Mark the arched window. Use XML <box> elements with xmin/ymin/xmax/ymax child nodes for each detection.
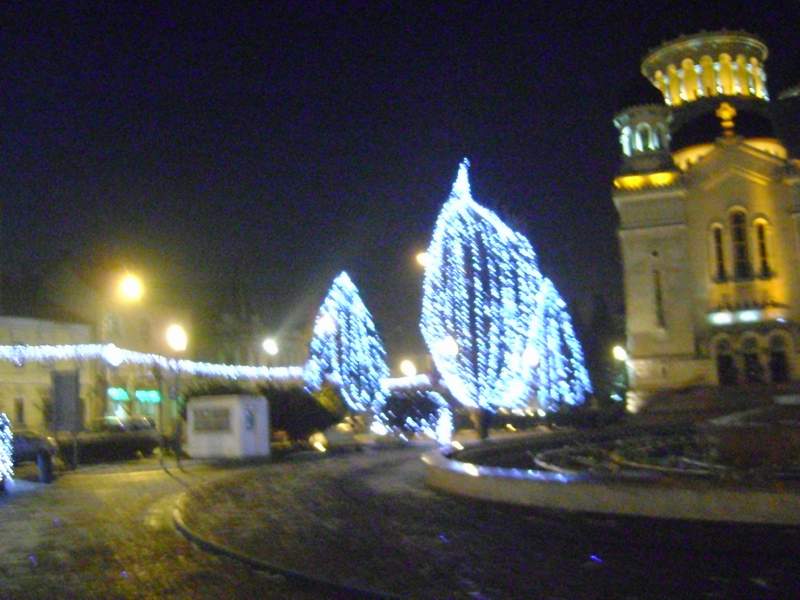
<box><xmin>768</xmin><ymin>335</ymin><xmax>789</xmax><ymax>383</ymax></box>
<box><xmin>620</xmin><ymin>126</ymin><xmax>632</xmax><ymax>156</ymax></box>
<box><xmin>656</xmin><ymin>124</ymin><xmax>669</xmax><ymax>150</ymax></box>
<box><xmin>635</xmin><ymin>124</ymin><xmax>652</xmax><ymax>153</ymax></box>
<box><xmin>650</xmin><ymin>131</ymin><xmax>660</xmax><ymax>150</ymax></box>
<box><xmin>741</xmin><ymin>337</ymin><xmax>764</xmax><ymax>384</ymax></box>
<box><xmin>715</xmin><ymin>339</ymin><xmax>737</xmax><ymax>385</ymax></box>
<box><xmin>754</xmin><ymin>219</ymin><xmax>771</xmax><ymax>277</ymax></box>
<box><xmin>710</xmin><ymin>224</ymin><xmax>726</xmax><ymax>281</ymax></box>
<box><xmin>730</xmin><ymin>210</ymin><xmax>752</xmax><ymax>279</ymax></box>
<box><xmin>634</xmin><ymin>128</ymin><xmax>644</xmax><ymax>152</ymax></box>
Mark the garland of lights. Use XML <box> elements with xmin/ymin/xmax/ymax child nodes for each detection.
<box><xmin>0</xmin><ymin>343</ymin><xmax>304</xmax><ymax>382</ymax></box>
<box><xmin>421</xmin><ymin>159</ymin><xmax>544</xmax><ymax>410</ymax></box>
<box><xmin>530</xmin><ymin>278</ymin><xmax>593</xmax><ymax>411</ymax></box>
<box><xmin>0</xmin><ymin>413</ymin><xmax>12</xmax><ymax>483</ymax></box>
<box><xmin>304</xmin><ymin>272</ymin><xmax>390</xmax><ymax>413</ymax></box>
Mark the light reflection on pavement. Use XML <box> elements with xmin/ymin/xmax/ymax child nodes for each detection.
<box><xmin>0</xmin><ymin>459</ymin><xmax>318</xmax><ymax>599</ymax></box>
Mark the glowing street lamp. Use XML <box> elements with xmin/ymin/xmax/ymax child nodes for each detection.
<box><xmin>416</xmin><ymin>251</ymin><xmax>430</xmax><ymax>268</ymax></box>
<box><xmin>611</xmin><ymin>345</ymin><xmax>630</xmax><ymax>405</ymax></box>
<box><xmin>165</xmin><ymin>324</ymin><xmax>188</xmax><ymax>353</ymax></box>
<box><xmin>399</xmin><ymin>359</ymin><xmax>417</xmax><ymax>377</ymax></box>
<box><xmin>262</xmin><ymin>337</ymin><xmax>279</xmax><ymax>357</ymax></box>
<box><xmin>612</xmin><ymin>345</ymin><xmax>628</xmax><ymax>362</ymax></box>
<box><xmin>117</xmin><ymin>272</ymin><xmax>144</xmax><ymax>303</ymax></box>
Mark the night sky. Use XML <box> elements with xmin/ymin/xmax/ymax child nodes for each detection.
<box><xmin>3</xmin><ymin>1</ymin><xmax>799</xmax><ymax>359</ymax></box>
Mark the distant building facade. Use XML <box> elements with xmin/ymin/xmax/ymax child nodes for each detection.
<box><xmin>613</xmin><ymin>31</ymin><xmax>800</xmax><ymax>410</ymax></box>
<box><xmin>0</xmin><ymin>317</ymin><xmax>94</xmax><ymax>431</ymax></box>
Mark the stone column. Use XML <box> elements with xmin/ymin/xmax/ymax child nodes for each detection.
<box><xmin>700</xmin><ymin>55</ymin><xmax>715</xmax><ymax>97</ymax></box>
<box><xmin>682</xmin><ymin>58</ymin><xmax>697</xmax><ymax>101</ymax></box>
<box><xmin>736</xmin><ymin>55</ymin><xmax>750</xmax><ymax>96</ymax></box>
<box><xmin>667</xmin><ymin>64</ymin><xmax>681</xmax><ymax>106</ymax></box>
<box><xmin>719</xmin><ymin>53</ymin><xmax>733</xmax><ymax>95</ymax></box>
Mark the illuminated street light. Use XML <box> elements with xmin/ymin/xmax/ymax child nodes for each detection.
<box><xmin>416</xmin><ymin>251</ymin><xmax>430</xmax><ymax>268</ymax></box>
<box><xmin>165</xmin><ymin>324</ymin><xmax>188</xmax><ymax>353</ymax></box>
<box><xmin>262</xmin><ymin>337</ymin><xmax>279</xmax><ymax>356</ymax></box>
<box><xmin>612</xmin><ymin>345</ymin><xmax>628</xmax><ymax>362</ymax></box>
<box><xmin>117</xmin><ymin>272</ymin><xmax>144</xmax><ymax>303</ymax></box>
<box><xmin>399</xmin><ymin>359</ymin><xmax>417</xmax><ymax>377</ymax></box>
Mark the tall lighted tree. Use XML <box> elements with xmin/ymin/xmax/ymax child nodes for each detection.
<box><xmin>530</xmin><ymin>278</ymin><xmax>593</xmax><ymax>411</ymax></box>
<box><xmin>420</xmin><ymin>159</ymin><xmax>544</xmax><ymax>412</ymax></box>
<box><xmin>304</xmin><ymin>272</ymin><xmax>390</xmax><ymax>415</ymax></box>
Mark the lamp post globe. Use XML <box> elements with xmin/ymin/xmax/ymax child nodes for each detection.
<box><xmin>612</xmin><ymin>345</ymin><xmax>628</xmax><ymax>362</ymax></box>
<box><xmin>262</xmin><ymin>337</ymin><xmax>279</xmax><ymax>357</ymax></box>
<box><xmin>399</xmin><ymin>359</ymin><xmax>417</xmax><ymax>377</ymax></box>
<box><xmin>165</xmin><ymin>324</ymin><xmax>188</xmax><ymax>353</ymax></box>
<box><xmin>117</xmin><ymin>273</ymin><xmax>144</xmax><ymax>303</ymax></box>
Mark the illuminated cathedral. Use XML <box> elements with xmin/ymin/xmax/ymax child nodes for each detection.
<box><xmin>613</xmin><ymin>31</ymin><xmax>800</xmax><ymax>410</ymax></box>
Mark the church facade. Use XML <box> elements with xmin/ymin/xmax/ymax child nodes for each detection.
<box><xmin>613</xmin><ymin>31</ymin><xmax>800</xmax><ymax>411</ymax></box>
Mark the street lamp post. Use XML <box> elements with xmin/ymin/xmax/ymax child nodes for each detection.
<box><xmin>164</xmin><ymin>323</ymin><xmax>188</xmax><ymax>464</ymax></box>
<box><xmin>117</xmin><ymin>272</ymin><xmax>145</xmax><ymax>304</ymax></box>
<box><xmin>100</xmin><ymin>272</ymin><xmax>145</xmax><ymax>421</ymax></box>
<box><xmin>612</xmin><ymin>345</ymin><xmax>629</xmax><ymax>403</ymax></box>
<box><xmin>399</xmin><ymin>359</ymin><xmax>417</xmax><ymax>377</ymax></box>
<box><xmin>262</xmin><ymin>336</ymin><xmax>279</xmax><ymax>366</ymax></box>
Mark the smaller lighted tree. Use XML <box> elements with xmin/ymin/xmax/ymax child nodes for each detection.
<box><xmin>304</xmin><ymin>272</ymin><xmax>390</xmax><ymax>417</ymax></box>
<box><xmin>0</xmin><ymin>413</ymin><xmax>13</xmax><ymax>485</ymax></box>
<box><xmin>530</xmin><ymin>278</ymin><xmax>593</xmax><ymax>411</ymax></box>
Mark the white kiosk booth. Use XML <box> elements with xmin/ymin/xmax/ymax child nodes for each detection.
<box><xmin>186</xmin><ymin>395</ymin><xmax>270</xmax><ymax>459</ymax></box>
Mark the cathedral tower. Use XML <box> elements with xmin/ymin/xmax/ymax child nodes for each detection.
<box><xmin>613</xmin><ymin>31</ymin><xmax>800</xmax><ymax>411</ymax></box>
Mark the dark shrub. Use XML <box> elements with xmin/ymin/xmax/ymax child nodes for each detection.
<box><xmin>258</xmin><ymin>384</ymin><xmax>342</xmax><ymax>441</ymax></box>
<box><xmin>382</xmin><ymin>390</ymin><xmax>443</xmax><ymax>432</ymax></box>
<box><xmin>184</xmin><ymin>380</ymin><xmax>253</xmax><ymax>399</ymax></box>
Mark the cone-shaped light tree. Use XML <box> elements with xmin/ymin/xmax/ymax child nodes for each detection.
<box><xmin>304</xmin><ymin>272</ymin><xmax>390</xmax><ymax>415</ymax></box>
<box><xmin>420</xmin><ymin>159</ymin><xmax>545</xmax><ymax>411</ymax></box>
<box><xmin>530</xmin><ymin>278</ymin><xmax>593</xmax><ymax>411</ymax></box>
<box><xmin>421</xmin><ymin>160</ymin><xmax>591</xmax><ymax>420</ymax></box>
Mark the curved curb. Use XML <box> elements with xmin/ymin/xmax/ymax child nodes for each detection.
<box><xmin>423</xmin><ymin>437</ymin><xmax>800</xmax><ymax>525</ymax></box>
<box><xmin>172</xmin><ymin>491</ymin><xmax>401</xmax><ymax>599</ymax></box>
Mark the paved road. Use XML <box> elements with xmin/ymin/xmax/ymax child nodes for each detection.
<box><xmin>0</xmin><ymin>460</ymin><xmax>318</xmax><ymax>599</ymax></box>
<box><xmin>2</xmin><ymin>449</ymin><xmax>800</xmax><ymax>599</ymax></box>
<box><xmin>185</xmin><ymin>447</ymin><xmax>800</xmax><ymax>599</ymax></box>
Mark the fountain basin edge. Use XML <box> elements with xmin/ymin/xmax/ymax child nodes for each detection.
<box><xmin>422</xmin><ymin>435</ymin><xmax>800</xmax><ymax>526</ymax></box>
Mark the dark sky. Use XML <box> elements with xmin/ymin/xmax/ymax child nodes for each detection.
<box><xmin>3</xmin><ymin>1</ymin><xmax>799</xmax><ymax>358</ymax></box>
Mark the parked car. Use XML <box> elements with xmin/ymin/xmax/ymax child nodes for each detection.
<box><xmin>59</xmin><ymin>416</ymin><xmax>161</xmax><ymax>465</ymax></box>
<box><xmin>12</xmin><ymin>430</ymin><xmax>58</xmax><ymax>483</ymax></box>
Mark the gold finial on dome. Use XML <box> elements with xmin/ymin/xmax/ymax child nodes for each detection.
<box><xmin>715</xmin><ymin>102</ymin><xmax>737</xmax><ymax>136</ymax></box>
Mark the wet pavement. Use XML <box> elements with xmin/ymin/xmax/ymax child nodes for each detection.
<box><xmin>2</xmin><ymin>448</ymin><xmax>800</xmax><ymax>599</ymax></box>
<box><xmin>0</xmin><ymin>458</ymin><xmax>318</xmax><ymax>599</ymax></box>
<box><xmin>184</xmin><ymin>446</ymin><xmax>800</xmax><ymax>599</ymax></box>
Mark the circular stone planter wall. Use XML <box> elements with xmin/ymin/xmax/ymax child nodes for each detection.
<box><xmin>422</xmin><ymin>430</ymin><xmax>800</xmax><ymax>525</ymax></box>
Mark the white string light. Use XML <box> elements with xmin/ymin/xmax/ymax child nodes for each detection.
<box><xmin>0</xmin><ymin>413</ymin><xmax>12</xmax><ymax>483</ymax></box>
<box><xmin>0</xmin><ymin>343</ymin><xmax>305</xmax><ymax>383</ymax></box>
<box><xmin>421</xmin><ymin>160</ymin><xmax>591</xmax><ymax>413</ymax></box>
<box><xmin>530</xmin><ymin>278</ymin><xmax>593</xmax><ymax>410</ymax></box>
